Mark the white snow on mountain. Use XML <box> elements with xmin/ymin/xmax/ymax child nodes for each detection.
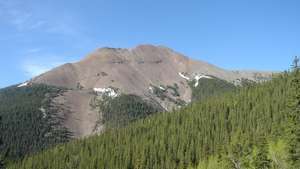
<box><xmin>93</xmin><ymin>87</ymin><xmax>118</xmax><ymax>97</ymax></box>
<box><xmin>149</xmin><ymin>86</ymin><xmax>154</xmax><ymax>93</ymax></box>
<box><xmin>17</xmin><ymin>82</ymin><xmax>28</xmax><ymax>88</ymax></box>
<box><xmin>194</xmin><ymin>75</ymin><xmax>212</xmax><ymax>87</ymax></box>
<box><xmin>159</xmin><ymin>86</ymin><xmax>166</xmax><ymax>90</ymax></box>
<box><xmin>178</xmin><ymin>72</ymin><xmax>190</xmax><ymax>80</ymax></box>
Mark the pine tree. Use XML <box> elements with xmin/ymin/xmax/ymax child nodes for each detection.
<box><xmin>253</xmin><ymin>136</ymin><xmax>271</xmax><ymax>169</ymax></box>
<box><xmin>291</xmin><ymin>56</ymin><xmax>299</xmax><ymax>71</ymax></box>
<box><xmin>286</xmin><ymin>69</ymin><xmax>300</xmax><ymax>168</ymax></box>
<box><xmin>0</xmin><ymin>116</ymin><xmax>4</xmax><ymax>169</ymax></box>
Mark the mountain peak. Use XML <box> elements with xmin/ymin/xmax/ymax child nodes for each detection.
<box><xmin>81</xmin><ymin>44</ymin><xmax>181</xmax><ymax>63</ymax></box>
<box><xmin>94</xmin><ymin>44</ymin><xmax>163</xmax><ymax>52</ymax></box>
<box><xmin>133</xmin><ymin>44</ymin><xmax>176</xmax><ymax>54</ymax></box>
<box><xmin>93</xmin><ymin>44</ymin><xmax>174</xmax><ymax>54</ymax></box>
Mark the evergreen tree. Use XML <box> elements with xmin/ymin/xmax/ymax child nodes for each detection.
<box><xmin>286</xmin><ymin>69</ymin><xmax>300</xmax><ymax>168</ymax></box>
<box><xmin>0</xmin><ymin>116</ymin><xmax>4</xmax><ymax>169</ymax></box>
<box><xmin>253</xmin><ymin>136</ymin><xmax>271</xmax><ymax>169</ymax></box>
<box><xmin>291</xmin><ymin>56</ymin><xmax>299</xmax><ymax>70</ymax></box>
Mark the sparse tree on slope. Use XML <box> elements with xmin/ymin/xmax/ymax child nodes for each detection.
<box><xmin>291</xmin><ymin>56</ymin><xmax>299</xmax><ymax>70</ymax></box>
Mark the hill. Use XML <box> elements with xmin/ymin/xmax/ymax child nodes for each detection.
<box><xmin>7</xmin><ymin>71</ymin><xmax>299</xmax><ymax>169</ymax></box>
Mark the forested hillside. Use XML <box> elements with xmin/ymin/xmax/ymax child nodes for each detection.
<box><xmin>7</xmin><ymin>70</ymin><xmax>300</xmax><ymax>169</ymax></box>
<box><xmin>93</xmin><ymin>94</ymin><xmax>164</xmax><ymax>128</ymax></box>
<box><xmin>189</xmin><ymin>77</ymin><xmax>237</xmax><ymax>102</ymax></box>
<box><xmin>0</xmin><ymin>77</ymin><xmax>240</xmax><ymax>165</ymax></box>
<box><xmin>0</xmin><ymin>85</ymin><xmax>70</xmax><ymax>163</ymax></box>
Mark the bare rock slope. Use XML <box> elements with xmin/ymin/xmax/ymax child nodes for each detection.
<box><xmin>31</xmin><ymin>44</ymin><xmax>274</xmax><ymax>137</ymax></box>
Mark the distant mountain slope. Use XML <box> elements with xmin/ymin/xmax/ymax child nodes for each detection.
<box><xmin>27</xmin><ymin>45</ymin><xmax>273</xmax><ymax>137</ymax></box>
<box><xmin>188</xmin><ymin>76</ymin><xmax>237</xmax><ymax>102</ymax></box>
<box><xmin>32</xmin><ymin>45</ymin><xmax>272</xmax><ymax>98</ymax></box>
<box><xmin>8</xmin><ymin>71</ymin><xmax>297</xmax><ymax>169</ymax></box>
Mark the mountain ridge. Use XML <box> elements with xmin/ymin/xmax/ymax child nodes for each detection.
<box><xmin>31</xmin><ymin>44</ymin><xmax>273</xmax><ymax>96</ymax></box>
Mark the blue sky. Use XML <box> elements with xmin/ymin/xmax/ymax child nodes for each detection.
<box><xmin>0</xmin><ymin>0</ymin><xmax>299</xmax><ymax>88</ymax></box>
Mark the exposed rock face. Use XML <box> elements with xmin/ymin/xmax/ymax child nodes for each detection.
<box><xmin>31</xmin><ymin>44</ymin><xmax>274</xmax><ymax>137</ymax></box>
<box><xmin>53</xmin><ymin>90</ymin><xmax>101</xmax><ymax>138</ymax></box>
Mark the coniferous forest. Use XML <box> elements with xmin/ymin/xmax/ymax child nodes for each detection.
<box><xmin>95</xmin><ymin>94</ymin><xmax>164</xmax><ymax>128</ymax></box>
<box><xmin>4</xmin><ymin>69</ymin><xmax>300</xmax><ymax>169</ymax></box>
<box><xmin>189</xmin><ymin>77</ymin><xmax>237</xmax><ymax>102</ymax></box>
<box><xmin>0</xmin><ymin>116</ymin><xmax>4</xmax><ymax>169</ymax></box>
<box><xmin>0</xmin><ymin>85</ymin><xmax>70</xmax><ymax>164</ymax></box>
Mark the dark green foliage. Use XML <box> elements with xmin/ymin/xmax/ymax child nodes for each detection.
<box><xmin>189</xmin><ymin>77</ymin><xmax>237</xmax><ymax>102</ymax></box>
<box><xmin>98</xmin><ymin>94</ymin><xmax>164</xmax><ymax>128</ymax></box>
<box><xmin>0</xmin><ymin>84</ymin><xmax>71</xmax><ymax>161</ymax></box>
<box><xmin>0</xmin><ymin>116</ymin><xmax>4</xmax><ymax>169</ymax></box>
<box><xmin>253</xmin><ymin>136</ymin><xmax>271</xmax><ymax>169</ymax></box>
<box><xmin>286</xmin><ymin>70</ymin><xmax>300</xmax><ymax>168</ymax></box>
<box><xmin>8</xmin><ymin>72</ymin><xmax>298</xmax><ymax>169</ymax></box>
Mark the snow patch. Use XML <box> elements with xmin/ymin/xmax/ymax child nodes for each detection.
<box><xmin>159</xmin><ymin>86</ymin><xmax>166</xmax><ymax>91</ymax></box>
<box><xmin>149</xmin><ymin>86</ymin><xmax>154</xmax><ymax>93</ymax></box>
<box><xmin>39</xmin><ymin>107</ymin><xmax>47</xmax><ymax>118</ymax></box>
<box><xmin>93</xmin><ymin>87</ymin><xmax>118</xmax><ymax>98</ymax></box>
<box><xmin>17</xmin><ymin>82</ymin><xmax>28</xmax><ymax>88</ymax></box>
<box><xmin>178</xmin><ymin>72</ymin><xmax>190</xmax><ymax>80</ymax></box>
<box><xmin>194</xmin><ymin>75</ymin><xmax>212</xmax><ymax>87</ymax></box>
<box><xmin>233</xmin><ymin>79</ymin><xmax>242</xmax><ymax>86</ymax></box>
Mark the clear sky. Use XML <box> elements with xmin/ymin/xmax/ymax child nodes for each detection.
<box><xmin>0</xmin><ymin>0</ymin><xmax>299</xmax><ymax>88</ymax></box>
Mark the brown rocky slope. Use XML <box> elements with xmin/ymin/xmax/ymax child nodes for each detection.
<box><xmin>29</xmin><ymin>44</ymin><xmax>274</xmax><ymax>138</ymax></box>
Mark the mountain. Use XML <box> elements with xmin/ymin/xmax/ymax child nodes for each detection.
<box><xmin>32</xmin><ymin>45</ymin><xmax>272</xmax><ymax>94</ymax></box>
<box><xmin>7</xmin><ymin>69</ymin><xmax>299</xmax><ymax>169</ymax></box>
<box><xmin>25</xmin><ymin>44</ymin><xmax>273</xmax><ymax>137</ymax></box>
<box><xmin>0</xmin><ymin>45</ymin><xmax>275</xmax><ymax>163</ymax></box>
